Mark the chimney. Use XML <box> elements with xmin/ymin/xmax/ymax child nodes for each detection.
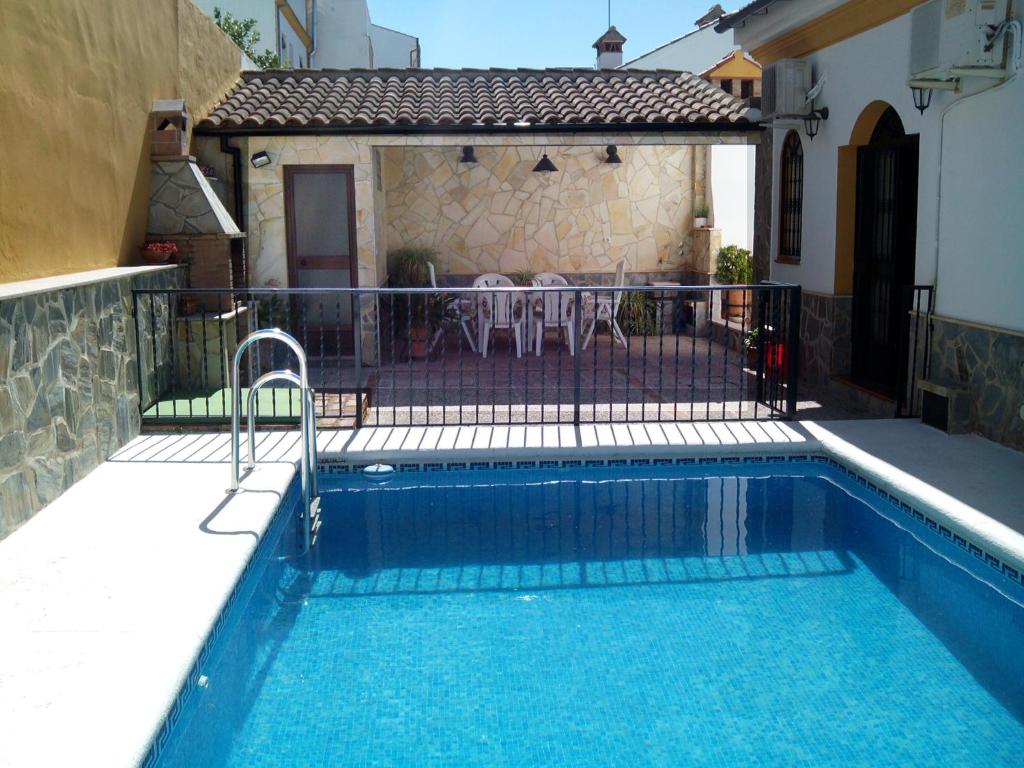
<box><xmin>149</xmin><ymin>99</ymin><xmax>190</xmax><ymax>158</ymax></box>
<box><xmin>593</xmin><ymin>26</ymin><xmax>626</xmax><ymax>69</ymax></box>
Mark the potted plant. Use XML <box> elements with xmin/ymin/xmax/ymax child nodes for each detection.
<box><xmin>141</xmin><ymin>241</ymin><xmax>178</xmax><ymax>264</ymax></box>
<box><xmin>510</xmin><ymin>269</ymin><xmax>537</xmax><ymax>287</ymax></box>
<box><xmin>743</xmin><ymin>327</ymin><xmax>759</xmax><ymax>369</ymax></box>
<box><xmin>389</xmin><ymin>246</ymin><xmax>443</xmax><ymax>359</ymax></box>
<box><xmin>694</xmin><ymin>205</ymin><xmax>709</xmax><ymax>228</ymax></box>
<box><xmin>714</xmin><ymin>244</ymin><xmax>753</xmax><ymax>319</ymax></box>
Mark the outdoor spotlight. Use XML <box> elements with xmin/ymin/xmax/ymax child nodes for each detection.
<box><xmin>460</xmin><ymin>145</ymin><xmax>478</xmax><ymax>163</ymax></box>
<box><xmin>250</xmin><ymin>150</ymin><xmax>272</xmax><ymax>168</ymax></box>
<box><xmin>802</xmin><ymin>107</ymin><xmax>829</xmax><ymax>141</ymax></box>
<box><xmin>605</xmin><ymin>144</ymin><xmax>622</xmax><ymax>164</ymax></box>
<box><xmin>911</xmin><ymin>86</ymin><xmax>933</xmax><ymax>114</ymax></box>
<box><xmin>532</xmin><ymin>153</ymin><xmax>558</xmax><ymax>173</ymax></box>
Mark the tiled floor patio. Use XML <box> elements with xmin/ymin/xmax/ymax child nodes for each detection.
<box><xmin>362</xmin><ymin>330</ymin><xmax>870</xmax><ymax>425</ymax></box>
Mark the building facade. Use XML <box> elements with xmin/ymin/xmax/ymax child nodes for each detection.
<box><xmin>719</xmin><ymin>0</ymin><xmax>1024</xmax><ymax>447</ymax></box>
<box><xmin>621</xmin><ymin>8</ymin><xmax>759</xmax><ymax>252</ymax></box>
<box><xmin>193</xmin><ymin>0</ymin><xmax>420</xmax><ymax>69</ymax></box>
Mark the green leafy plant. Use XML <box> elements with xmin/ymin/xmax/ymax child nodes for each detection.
<box><xmin>213</xmin><ymin>8</ymin><xmax>281</xmax><ymax>69</ymax></box>
<box><xmin>694</xmin><ymin>205</ymin><xmax>710</xmax><ymax>219</ymax></box>
<box><xmin>617</xmin><ymin>291</ymin><xmax>657</xmax><ymax>336</ymax></box>
<box><xmin>744</xmin><ymin>327</ymin><xmax>759</xmax><ymax>350</ymax></box>
<box><xmin>389</xmin><ymin>247</ymin><xmax>437</xmax><ymax>288</ymax></box>
<box><xmin>510</xmin><ymin>269</ymin><xmax>537</xmax><ymax>287</ymax></box>
<box><xmin>714</xmin><ymin>244</ymin><xmax>754</xmax><ymax>285</ymax></box>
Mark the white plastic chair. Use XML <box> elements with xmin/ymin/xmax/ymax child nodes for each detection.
<box><xmin>581</xmin><ymin>260</ymin><xmax>628</xmax><ymax>349</ymax></box>
<box><xmin>476</xmin><ymin>273</ymin><xmax>524</xmax><ymax>358</ymax></box>
<box><xmin>428</xmin><ymin>262</ymin><xmax>478</xmax><ymax>352</ymax></box>
<box><xmin>532</xmin><ymin>273</ymin><xmax>574</xmax><ymax>356</ymax></box>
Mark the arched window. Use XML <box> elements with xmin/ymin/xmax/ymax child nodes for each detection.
<box><xmin>778</xmin><ymin>130</ymin><xmax>804</xmax><ymax>261</ymax></box>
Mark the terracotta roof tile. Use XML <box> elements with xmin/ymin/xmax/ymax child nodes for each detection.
<box><xmin>197</xmin><ymin>68</ymin><xmax>752</xmax><ymax>132</ymax></box>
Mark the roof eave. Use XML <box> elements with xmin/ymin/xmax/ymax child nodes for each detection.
<box><xmin>194</xmin><ymin>121</ymin><xmax>762</xmax><ymax>137</ymax></box>
<box><xmin>714</xmin><ymin>0</ymin><xmax>781</xmax><ymax>33</ymax></box>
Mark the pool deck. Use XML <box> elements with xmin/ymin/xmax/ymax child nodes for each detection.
<box><xmin>1</xmin><ymin>420</ymin><xmax>1023</xmax><ymax>767</ymax></box>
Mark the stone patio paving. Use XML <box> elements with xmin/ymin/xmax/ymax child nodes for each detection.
<box><xmin>361</xmin><ymin>330</ymin><xmax>870</xmax><ymax>426</ymax></box>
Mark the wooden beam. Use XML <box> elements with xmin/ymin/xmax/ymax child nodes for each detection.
<box><xmin>275</xmin><ymin>0</ymin><xmax>313</xmax><ymax>53</ymax></box>
<box><xmin>752</xmin><ymin>0</ymin><xmax>927</xmax><ymax>65</ymax></box>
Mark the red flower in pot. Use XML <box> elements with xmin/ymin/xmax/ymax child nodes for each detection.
<box><xmin>140</xmin><ymin>241</ymin><xmax>178</xmax><ymax>264</ymax></box>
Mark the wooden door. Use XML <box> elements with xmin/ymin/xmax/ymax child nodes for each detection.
<box><xmin>284</xmin><ymin>165</ymin><xmax>358</xmax><ymax>356</ymax></box>
<box><xmin>851</xmin><ymin>109</ymin><xmax>918</xmax><ymax>396</ymax></box>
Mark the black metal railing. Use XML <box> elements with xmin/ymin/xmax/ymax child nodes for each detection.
<box><xmin>132</xmin><ymin>283</ymin><xmax>801</xmax><ymax>428</ymax></box>
<box><xmin>895</xmin><ymin>285</ymin><xmax>934</xmax><ymax>418</ymax></box>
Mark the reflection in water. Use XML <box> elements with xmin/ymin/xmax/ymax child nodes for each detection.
<box><xmin>316</xmin><ymin>471</ymin><xmax>852</xmax><ymax>589</ymax></box>
<box><xmin>155</xmin><ymin>466</ymin><xmax>1024</xmax><ymax>768</ymax></box>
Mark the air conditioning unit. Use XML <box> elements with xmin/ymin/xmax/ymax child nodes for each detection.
<box><xmin>761</xmin><ymin>59</ymin><xmax>812</xmax><ymax>120</ymax></box>
<box><xmin>910</xmin><ymin>0</ymin><xmax>1011</xmax><ymax>79</ymax></box>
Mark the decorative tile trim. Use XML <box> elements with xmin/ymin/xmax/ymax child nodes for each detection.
<box><xmin>318</xmin><ymin>453</ymin><xmax>1024</xmax><ymax>588</ymax></box>
<box><xmin>142</xmin><ymin>482</ymin><xmax>300</xmax><ymax>767</ymax></box>
<box><xmin>818</xmin><ymin>455</ymin><xmax>1022</xmax><ymax>587</ymax></box>
<box><xmin>148</xmin><ymin>449</ymin><xmax>1024</xmax><ymax>766</ymax></box>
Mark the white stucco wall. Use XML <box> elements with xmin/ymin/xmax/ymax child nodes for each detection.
<box><xmin>622</xmin><ymin>24</ymin><xmax>755</xmax><ymax>255</ymax></box>
<box><xmin>755</xmin><ymin>10</ymin><xmax>1023</xmax><ymax>332</ymax></box>
<box><xmin>621</xmin><ymin>25</ymin><xmax>737</xmax><ymax>73</ymax></box>
<box><xmin>369</xmin><ymin>24</ymin><xmax>418</xmax><ymax>68</ymax></box>
<box><xmin>710</xmin><ymin>145</ymin><xmax>755</xmax><ymax>251</ymax></box>
<box><xmin>315</xmin><ymin>0</ymin><xmax>373</xmax><ymax>67</ymax></box>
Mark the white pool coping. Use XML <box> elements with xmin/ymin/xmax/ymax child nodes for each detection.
<box><xmin>0</xmin><ymin>265</ymin><xmax>179</xmax><ymax>301</ymax></box>
<box><xmin>0</xmin><ymin>419</ymin><xmax>1022</xmax><ymax>767</ymax></box>
<box><xmin>0</xmin><ymin>432</ymin><xmax>302</xmax><ymax>768</ymax></box>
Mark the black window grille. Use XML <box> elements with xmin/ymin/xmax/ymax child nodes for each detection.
<box><xmin>779</xmin><ymin>130</ymin><xmax>804</xmax><ymax>261</ymax></box>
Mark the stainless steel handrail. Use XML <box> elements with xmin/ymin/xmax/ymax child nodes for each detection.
<box><xmin>245</xmin><ymin>369</ymin><xmax>318</xmax><ymax>499</ymax></box>
<box><xmin>229</xmin><ymin>328</ymin><xmax>316</xmax><ymax>553</ymax></box>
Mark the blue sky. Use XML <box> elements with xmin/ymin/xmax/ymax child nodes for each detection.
<box><xmin>370</xmin><ymin>1</ymin><xmax>725</xmax><ymax>69</ymax></box>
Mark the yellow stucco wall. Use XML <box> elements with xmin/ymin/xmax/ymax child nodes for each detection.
<box><xmin>0</xmin><ymin>0</ymin><xmax>242</xmax><ymax>283</ymax></box>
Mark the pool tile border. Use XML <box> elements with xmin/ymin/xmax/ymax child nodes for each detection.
<box><xmin>141</xmin><ymin>483</ymin><xmax>299</xmax><ymax>768</ymax></box>
<box><xmin>143</xmin><ymin>451</ymin><xmax>1023</xmax><ymax>767</ymax></box>
<box><xmin>321</xmin><ymin>454</ymin><xmax>1024</xmax><ymax>587</ymax></box>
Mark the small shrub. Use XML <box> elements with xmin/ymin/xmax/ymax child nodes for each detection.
<box><xmin>714</xmin><ymin>245</ymin><xmax>753</xmax><ymax>284</ymax></box>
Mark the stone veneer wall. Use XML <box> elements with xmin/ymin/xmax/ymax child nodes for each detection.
<box><xmin>928</xmin><ymin>315</ymin><xmax>1024</xmax><ymax>450</ymax></box>
<box><xmin>225</xmin><ymin>132</ymin><xmax>752</xmax><ymax>292</ymax></box>
<box><xmin>799</xmin><ymin>291</ymin><xmax>852</xmax><ymax>385</ymax></box>
<box><xmin>0</xmin><ymin>268</ymin><xmax>183</xmax><ymax>538</ymax></box>
<box><xmin>381</xmin><ymin>145</ymin><xmax>698</xmax><ymax>276</ymax></box>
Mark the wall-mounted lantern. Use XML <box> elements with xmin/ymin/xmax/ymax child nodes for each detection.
<box><xmin>803</xmin><ymin>107</ymin><xmax>829</xmax><ymax>140</ymax></box>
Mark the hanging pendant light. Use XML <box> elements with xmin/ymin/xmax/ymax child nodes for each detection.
<box><xmin>460</xmin><ymin>145</ymin><xmax>477</xmax><ymax>163</ymax></box>
<box><xmin>605</xmin><ymin>144</ymin><xmax>622</xmax><ymax>164</ymax></box>
<box><xmin>532</xmin><ymin>152</ymin><xmax>558</xmax><ymax>173</ymax></box>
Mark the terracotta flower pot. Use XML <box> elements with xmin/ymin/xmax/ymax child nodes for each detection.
<box><xmin>141</xmin><ymin>247</ymin><xmax>171</xmax><ymax>264</ymax></box>
<box><xmin>724</xmin><ymin>289</ymin><xmax>751</xmax><ymax>319</ymax></box>
<box><xmin>409</xmin><ymin>325</ymin><xmax>429</xmax><ymax>359</ymax></box>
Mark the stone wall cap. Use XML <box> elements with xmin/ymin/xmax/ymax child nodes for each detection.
<box><xmin>0</xmin><ymin>265</ymin><xmax>181</xmax><ymax>302</ymax></box>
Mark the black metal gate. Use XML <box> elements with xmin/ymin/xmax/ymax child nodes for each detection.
<box><xmin>851</xmin><ymin>108</ymin><xmax>919</xmax><ymax>396</ymax></box>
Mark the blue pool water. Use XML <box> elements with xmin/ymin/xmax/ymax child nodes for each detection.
<box><xmin>154</xmin><ymin>461</ymin><xmax>1024</xmax><ymax>767</ymax></box>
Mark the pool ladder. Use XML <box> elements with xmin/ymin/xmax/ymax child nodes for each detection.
<box><xmin>229</xmin><ymin>328</ymin><xmax>321</xmax><ymax>553</ymax></box>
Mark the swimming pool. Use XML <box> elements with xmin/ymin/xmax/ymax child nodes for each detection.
<box><xmin>150</xmin><ymin>458</ymin><xmax>1024</xmax><ymax>766</ymax></box>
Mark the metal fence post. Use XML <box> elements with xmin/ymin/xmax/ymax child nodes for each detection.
<box><xmin>573</xmin><ymin>290</ymin><xmax>582</xmax><ymax>425</ymax></box>
<box><xmin>132</xmin><ymin>290</ymin><xmax>144</xmax><ymax>419</ymax></box>
<box><xmin>352</xmin><ymin>291</ymin><xmax>363</xmax><ymax>429</ymax></box>
<box><xmin>786</xmin><ymin>285</ymin><xmax>801</xmax><ymax>419</ymax></box>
